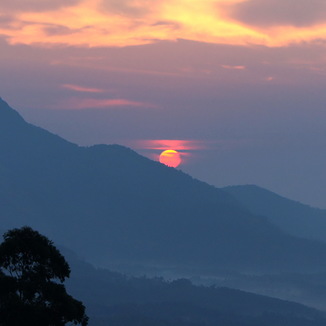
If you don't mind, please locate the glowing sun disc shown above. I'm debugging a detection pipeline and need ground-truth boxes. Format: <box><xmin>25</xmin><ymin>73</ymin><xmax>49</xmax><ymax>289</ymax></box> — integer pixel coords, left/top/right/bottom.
<box><xmin>159</xmin><ymin>150</ymin><xmax>182</xmax><ymax>168</ymax></box>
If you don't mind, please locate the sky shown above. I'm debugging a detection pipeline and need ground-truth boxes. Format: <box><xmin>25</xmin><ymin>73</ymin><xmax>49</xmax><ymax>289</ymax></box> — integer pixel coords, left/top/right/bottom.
<box><xmin>1</xmin><ymin>0</ymin><xmax>326</xmax><ymax>208</ymax></box>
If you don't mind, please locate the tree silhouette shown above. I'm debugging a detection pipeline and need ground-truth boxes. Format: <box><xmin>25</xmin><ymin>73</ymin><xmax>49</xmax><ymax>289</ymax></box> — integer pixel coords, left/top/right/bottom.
<box><xmin>0</xmin><ymin>226</ymin><xmax>88</xmax><ymax>326</ymax></box>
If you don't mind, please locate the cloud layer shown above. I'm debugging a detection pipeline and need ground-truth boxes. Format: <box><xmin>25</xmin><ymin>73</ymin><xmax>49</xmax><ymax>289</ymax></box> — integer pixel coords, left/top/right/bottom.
<box><xmin>230</xmin><ymin>0</ymin><xmax>326</xmax><ymax>27</ymax></box>
<box><xmin>55</xmin><ymin>97</ymin><xmax>157</xmax><ymax>110</ymax></box>
<box><xmin>100</xmin><ymin>0</ymin><xmax>156</xmax><ymax>17</ymax></box>
<box><xmin>1</xmin><ymin>0</ymin><xmax>326</xmax><ymax>47</ymax></box>
<box><xmin>0</xmin><ymin>0</ymin><xmax>80</xmax><ymax>12</ymax></box>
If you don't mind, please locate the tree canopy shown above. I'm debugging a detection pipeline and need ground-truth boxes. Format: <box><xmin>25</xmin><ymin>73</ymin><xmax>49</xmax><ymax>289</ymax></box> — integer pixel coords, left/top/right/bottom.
<box><xmin>0</xmin><ymin>226</ymin><xmax>88</xmax><ymax>326</ymax></box>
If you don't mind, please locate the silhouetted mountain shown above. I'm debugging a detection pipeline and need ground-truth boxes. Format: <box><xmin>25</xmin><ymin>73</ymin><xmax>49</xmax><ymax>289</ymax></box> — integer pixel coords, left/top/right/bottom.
<box><xmin>61</xmin><ymin>249</ymin><xmax>326</xmax><ymax>326</ymax></box>
<box><xmin>223</xmin><ymin>185</ymin><xmax>326</xmax><ymax>242</ymax></box>
<box><xmin>2</xmin><ymin>98</ymin><xmax>326</xmax><ymax>273</ymax></box>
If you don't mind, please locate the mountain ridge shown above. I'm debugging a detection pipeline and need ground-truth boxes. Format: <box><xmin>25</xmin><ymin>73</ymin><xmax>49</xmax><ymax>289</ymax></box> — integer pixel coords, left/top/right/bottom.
<box><xmin>224</xmin><ymin>184</ymin><xmax>326</xmax><ymax>242</ymax></box>
<box><xmin>62</xmin><ymin>248</ymin><xmax>326</xmax><ymax>326</ymax></box>
<box><xmin>1</xmin><ymin>98</ymin><xmax>326</xmax><ymax>274</ymax></box>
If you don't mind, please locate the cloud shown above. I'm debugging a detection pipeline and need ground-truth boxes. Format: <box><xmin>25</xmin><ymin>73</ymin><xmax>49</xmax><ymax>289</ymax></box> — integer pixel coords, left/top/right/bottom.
<box><xmin>100</xmin><ymin>0</ymin><xmax>155</xmax><ymax>17</ymax></box>
<box><xmin>129</xmin><ymin>139</ymin><xmax>209</xmax><ymax>151</ymax></box>
<box><xmin>1</xmin><ymin>0</ymin><xmax>326</xmax><ymax>48</ymax></box>
<box><xmin>221</xmin><ymin>65</ymin><xmax>246</xmax><ymax>70</ymax></box>
<box><xmin>0</xmin><ymin>0</ymin><xmax>80</xmax><ymax>13</ymax></box>
<box><xmin>43</xmin><ymin>25</ymin><xmax>80</xmax><ymax>36</ymax></box>
<box><xmin>62</xmin><ymin>84</ymin><xmax>105</xmax><ymax>93</ymax></box>
<box><xmin>0</xmin><ymin>15</ymin><xmax>14</xmax><ymax>25</ymax></box>
<box><xmin>230</xmin><ymin>0</ymin><xmax>326</xmax><ymax>27</ymax></box>
<box><xmin>55</xmin><ymin>97</ymin><xmax>157</xmax><ymax>110</ymax></box>
<box><xmin>118</xmin><ymin>139</ymin><xmax>246</xmax><ymax>164</ymax></box>
<box><xmin>123</xmin><ymin>139</ymin><xmax>209</xmax><ymax>163</ymax></box>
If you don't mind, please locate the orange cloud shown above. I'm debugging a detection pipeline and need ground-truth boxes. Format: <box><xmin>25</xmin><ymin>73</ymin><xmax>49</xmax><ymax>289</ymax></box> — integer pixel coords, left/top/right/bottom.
<box><xmin>1</xmin><ymin>0</ymin><xmax>326</xmax><ymax>48</ymax></box>
<box><xmin>123</xmin><ymin>139</ymin><xmax>208</xmax><ymax>164</ymax></box>
<box><xmin>221</xmin><ymin>65</ymin><xmax>246</xmax><ymax>70</ymax></box>
<box><xmin>127</xmin><ymin>139</ymin><xmax>208</xmax><ymax>151</ymax></box>
<box><xmin>115</xmin><ymin>138</ymin><xmax>252</xmax><ymax>165</ymax></box>
<box><xmin>62</xmin><ymin>84</ymin><xmax>105</xmax><ymax>93</ymax></box>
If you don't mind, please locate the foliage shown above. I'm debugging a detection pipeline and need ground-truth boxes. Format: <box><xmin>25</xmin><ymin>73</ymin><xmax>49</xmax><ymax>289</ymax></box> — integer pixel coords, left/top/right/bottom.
<box><xmin>0</xmin><ymin>226</ymin><xmax>88</xmax><ymax>326</ymax></box>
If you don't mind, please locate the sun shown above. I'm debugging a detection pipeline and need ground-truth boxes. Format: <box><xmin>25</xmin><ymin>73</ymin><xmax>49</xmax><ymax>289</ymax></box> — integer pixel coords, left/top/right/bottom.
<box><xmin>159</xmin><ymin>150</ymin><xmax>182</xmax><ymax>168</ymax></box>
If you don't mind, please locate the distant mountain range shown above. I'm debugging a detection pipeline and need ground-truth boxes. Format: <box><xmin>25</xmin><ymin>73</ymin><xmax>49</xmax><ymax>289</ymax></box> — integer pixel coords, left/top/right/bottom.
<box><xmin>224</xmin><ymin>185</ymin><xmax>326</xmax><ymax>242</ymax></box>
<box><xmin>1</xmin><ymin>97</ymin><xmax>326</xmax><ymax>275</ymax></box>
<box><xmin>61</xmin><ymin>248</ymin><xmax>326</xmax><ymax>326</ymax></box>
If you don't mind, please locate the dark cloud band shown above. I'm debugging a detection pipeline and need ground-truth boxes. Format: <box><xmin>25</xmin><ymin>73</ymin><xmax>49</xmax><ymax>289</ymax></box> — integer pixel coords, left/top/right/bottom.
<box><xmin>100</xmin><ymin>0</ymin><xmax>156</xmax><ymax>17</ymax></box>
<box><xmin>230</xmin><ymin>0</ymin><xmax>326</xmax><ymax>27</ymax></box>
<box><xmin>0</xmin><ymin>0</ymin><xmax>80</xmax><ymax>13</ymax></box>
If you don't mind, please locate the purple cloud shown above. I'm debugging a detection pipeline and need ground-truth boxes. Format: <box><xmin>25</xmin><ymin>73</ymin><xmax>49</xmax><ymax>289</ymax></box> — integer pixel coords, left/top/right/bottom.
<box><xmin>230</xmin><ymin>0</ymin><xmax>326</xmax><ymax>27</ymax></box>
<box><xmin>0</xmin><ymin>0</ymin><xmax>80</xmax><ymax>13</ymax></box>
<box><xmin>100</xmin><ymin>0</ymin><xmax>156</xmax><ymax>17</ymax></box>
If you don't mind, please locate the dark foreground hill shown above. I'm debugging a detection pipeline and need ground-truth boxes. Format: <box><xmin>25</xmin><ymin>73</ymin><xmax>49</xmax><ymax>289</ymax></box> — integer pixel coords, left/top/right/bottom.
<box><xmin>224</xmin><ymin>185</ymin><xmax>326</xmax><ymax>242</ymax></box>
<box><xmin>61</xmin><ymin>249</ymin><xmax>326</xmax><ymax>326</ymax></box>
<box><xmin>1</xmin><ymin>97</ymin><xmax>326</xmax><ymax>273</ymax></box>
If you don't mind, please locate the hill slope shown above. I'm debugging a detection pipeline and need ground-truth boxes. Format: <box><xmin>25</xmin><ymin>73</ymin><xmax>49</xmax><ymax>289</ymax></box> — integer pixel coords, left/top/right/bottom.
<box><xmin>224</xmin><ymin>185</ymin><xmax>326</xmax><ymax>242</ymax></box>
<box><xmin>62</xmin><ymin>249</ymin><xmax>326</xmax><ymax>326</ymax></box>
<box><xmin>1</xmin><ymin>98</ymin><xmax>326</xmax><ymax>273</ymax></box>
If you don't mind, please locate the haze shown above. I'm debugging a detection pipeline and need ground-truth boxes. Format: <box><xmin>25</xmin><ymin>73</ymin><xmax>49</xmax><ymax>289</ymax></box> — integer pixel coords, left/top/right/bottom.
<box><xmin>1</xmin><ymin>0</ymin><xmax>326</xmax><ymax>208</ymax></box>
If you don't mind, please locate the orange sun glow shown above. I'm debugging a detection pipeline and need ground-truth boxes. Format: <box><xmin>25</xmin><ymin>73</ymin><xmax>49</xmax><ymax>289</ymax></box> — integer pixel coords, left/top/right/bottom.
<box><xmin>159</xmin><ymin>150</ymin><xmax>182</xmax><ymax>168</ymax></box>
